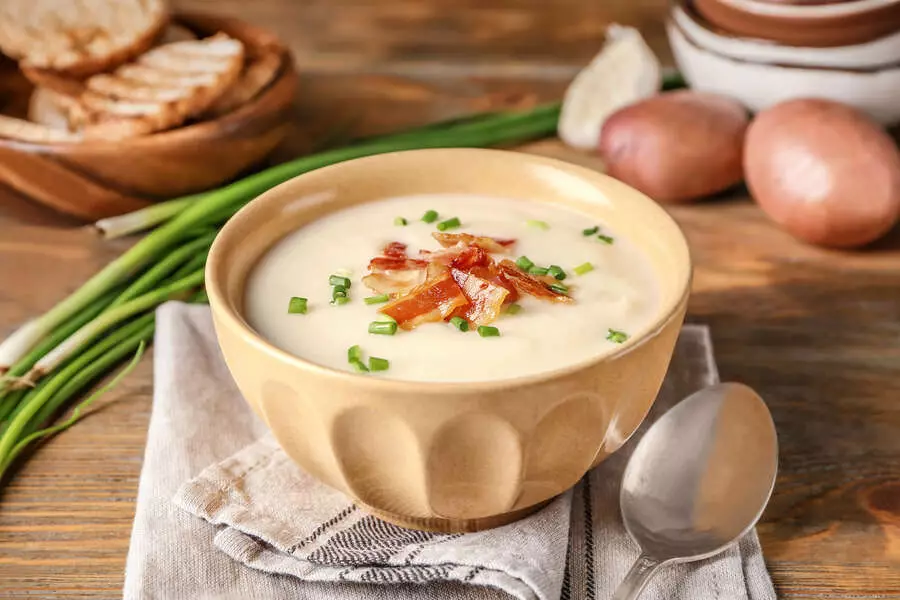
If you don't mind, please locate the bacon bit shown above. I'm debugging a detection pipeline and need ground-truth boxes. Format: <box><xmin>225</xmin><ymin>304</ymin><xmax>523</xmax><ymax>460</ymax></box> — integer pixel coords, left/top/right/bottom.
<box><xmin>382</xmin><ymin>241</ymin><xmax>408</xmax><ymax>258</ymax></box>
<box><xmin>433</xmin><ymin>233</ymin><xmax>516</xmax><ymax>254</ymax></box>
<box><xmin>379</xmin><ymin>272</ymin><xmax>469</xmax><ymax>330</ymax></box>
<box><xmin>369</xmin><ymin>256</ymin><xmax>428</xmax><ymax>271</ymax></box>
<box><xmin>364</xmin><ymin>241</ymin><xmax>429</xmax><ymax>295</ymax></box>
<box><xmin>469</xmin><ymin>264</ymin><xmax>518</xmax><ymax>303</ymax></box>
<box><xmin>362</xmin><ymin>270</ymin><xmax>427</xmax><ymax>296</ymax></box>
<box><xmin>450</xmin><ymin>245</ymin><xmax>490</xmax><ymax>271</ymax></box>
<box><xmin>498</xmin><ymin>260</ymin><xmax>573</xmax><ymax>303</ymax></box>
<box><xmin>450</xmin><ymin>268</ymin><xmax>510</xmax><ymax>326</ymax></box>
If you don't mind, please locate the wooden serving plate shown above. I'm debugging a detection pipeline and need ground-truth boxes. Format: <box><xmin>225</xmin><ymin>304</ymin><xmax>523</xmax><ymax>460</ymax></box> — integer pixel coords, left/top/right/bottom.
<box><xmin>0</xmin><ymin>12</ymin><xmax>298</xmax><ymax>221</ymax></box>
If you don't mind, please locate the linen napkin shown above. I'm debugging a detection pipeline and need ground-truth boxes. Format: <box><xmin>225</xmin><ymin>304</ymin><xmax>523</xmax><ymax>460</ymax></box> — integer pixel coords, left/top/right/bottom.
<box><xmin>124</xmin><ymin>302</ymin><xmax>776</xmax><ymax>600</ymax></box>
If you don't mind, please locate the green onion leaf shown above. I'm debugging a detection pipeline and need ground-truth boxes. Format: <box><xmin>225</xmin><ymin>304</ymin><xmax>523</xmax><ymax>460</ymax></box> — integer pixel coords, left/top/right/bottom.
<box><xmin>364</xmin><ymin>294</ymin><xmax>390</xmax><ymax>305</ymax></box>
<box><xmin>597</xmin><ymin>234</ymin><xmax>614</xmax><ymax>244</ymax></box>
<box><xmin>394</xmin><ymin>217</ymin><xmax>408</xmax><ymax>226</ymax></box>
<box><xmin>369</xmin><ymin>357</ymin><xmax>390</xmax><ymax>372</ymax></box>
<box><xmin>477</xmin><ymin>325</ymin><xmax>500</xmax><ymax>337</ymax></box>
<box><xmin>582</xmin><ymin>226</ymin><xmax>599</xmax><ymax>236</ymax></box>
<box><xmin>505</xmin><ymin>303</ymin><xmax>522</xmax><ymax>315</ymax></box>
<box><xmin>331</xmin><ymin>296</ymin><xmax>351</xmax><ymax>306</ymax></box>
<box><xmin>287</xmin><ymin>297</ymin><xmax>308</xmax><ymax>314</ymax></box>
<box><xmin>548</xmin><ymin>282</ymin><xmax>569</xmax><ymax>295</ymax></box>
<box><xmin>573</xmin><ymin>262</ymin><xmax>594</xmax><ymax>276</ymax></box>
<box><xmin>436</xmin><ymin>217</ymin><xmax>461</xmax><ymax>231</ymax></box>
<box><xmin>422</xmin><ymin>210</ymin><xmax>439</xmax><ymax>223</ymax></box>
<box><xmin>547</xmin><ymin>265</ymin><xmax>566</xmax><ymax>281</ymax></box>
<box><xmin>332</xmin><ymin>286</ymin><xmax>348</xmax><ymax>301</ymax></box>
<box><xmin>449</xmin><ymin>316</ymin><xmax>469</xmax><ymax>332</ymax></box>
<box><xmin>347</xmin><ymin>345</ymin><xmax>363</xmax><ymax>362</ymax></box>
<box><xmin>528</xmin><ymin>266</ymin><xmax>549</xmax><ymax>276</ymax></box>
<box><xmin>350</xmin><ymin>358</ymin><xmax>370</xmax><ymax>373</ymax></box>
<box><xmin>515</xmin><ymin>256</ymin><xmax>534</xmax><ymax>271</ymax></box>
<box><xmin>527</xmin><ymin>219</ymin><xmax>550</xmax><ymax>230</ymax></box>
<box><xmin>329</xmin><ymin>274</ymin><xmax>351</xmax><ymax>288</ymax></box>
<box><xmin>607</xmin><ymin>329</ymin><xmax>629</xmax><ymax>344</ymax></box>
<box><xmin>368</xmin><ymin>321</ymin><xmax>398</xmax><ymax>335</ymax></box>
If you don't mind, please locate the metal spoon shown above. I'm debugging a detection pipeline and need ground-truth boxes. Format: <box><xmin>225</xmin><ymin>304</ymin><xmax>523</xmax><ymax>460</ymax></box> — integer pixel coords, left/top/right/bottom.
<box><xmin>611</xmin><ymin>382</ymin><xmax>778</xmax><ymax>600</ymax></box>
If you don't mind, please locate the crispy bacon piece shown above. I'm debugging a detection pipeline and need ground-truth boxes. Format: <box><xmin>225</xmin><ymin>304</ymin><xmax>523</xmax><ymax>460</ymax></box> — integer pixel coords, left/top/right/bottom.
<box><xmin>498</xmin><ymin>260</ymin><xmax>573</xmax><ymax>303</ymax></box>
<box><xmin>469</xmin><ymin>264</ymin><xmax>518</xmax><ymax>303</ymax></box>
<box><xmin>449</xmin><ymin>245</ymin><xmax>490</xmax><ymax>271</ymax></box>
<box><xmin>450</xmin><ymin>268</ymin><xmax>510</xmax><ymax>326</ymax></box>
<box><xmin>363</xmin><ymin>241</ymin><xmax>429</xmax><ymax>295</ymax></box>
<box><xmin>382</xmin><ymin>241</ymin><xmax>408</xmax><ymax>258</ymax></box>
<box><xmin>379</xmin><ymin>272</ymin><xmax>469</xmax><ymax>330</ymax></box>
<box><xmin>433</xmin><ymin>233</ymin><xmax>515</xmax><ymax>254</ymax></box>
<box><xmin>362</xmin><ymin>270</ymin><xmax>427</xmax><ymax>296</ymax></box>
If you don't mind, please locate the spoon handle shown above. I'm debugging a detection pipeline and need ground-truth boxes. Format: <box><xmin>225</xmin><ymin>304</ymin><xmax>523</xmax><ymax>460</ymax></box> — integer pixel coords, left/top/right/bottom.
<box><xmin>611</xmin><ymin>553</ymin><xmax>664</xmax><ymax>600</ymax></box>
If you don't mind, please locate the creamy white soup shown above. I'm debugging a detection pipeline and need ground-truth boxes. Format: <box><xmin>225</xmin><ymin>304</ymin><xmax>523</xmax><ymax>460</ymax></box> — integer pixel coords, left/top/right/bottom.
<box><xmin>244</xmin><ymin>194</ymin><xmax>660</xmax><ymax>382</ymax></box>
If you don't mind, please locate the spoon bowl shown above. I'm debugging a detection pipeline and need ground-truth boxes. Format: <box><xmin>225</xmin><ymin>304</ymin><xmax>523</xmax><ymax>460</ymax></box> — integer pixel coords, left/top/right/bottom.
<box><xmin>613</xmin><ymin>382</ymin><xmax>778</xmax><ymax>599</ymax></box>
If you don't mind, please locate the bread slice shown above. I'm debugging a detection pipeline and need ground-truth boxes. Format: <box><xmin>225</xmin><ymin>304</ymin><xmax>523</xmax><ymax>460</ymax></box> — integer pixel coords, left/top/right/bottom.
<box><xmin>1</xmin><ymin>0</ymin><xmax>168</xmax><ymax>79</ymax></box>
<box><xmin>70</xmin><ymin>33</ymin><xmax>244</xmax><ymax>140</ymax></box>
<box><xmin>0</xmin><ymin>114</ymin><xmax>80</xmax><ymax>143</ymax></box>
<box><xmin>206</xmin><ymin>51</ymin><xmax>282</xmax><ymax>117</ymax></box>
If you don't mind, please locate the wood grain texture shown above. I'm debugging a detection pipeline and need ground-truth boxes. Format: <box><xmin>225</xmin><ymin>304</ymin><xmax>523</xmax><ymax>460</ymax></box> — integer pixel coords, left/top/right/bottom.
<box><xmin>0</xmin><ymin>12</ymin><xmax>298</xmax><ymax>221</ymax></box>
<box><xmin>1</xmin><ymin>0</ymin><xmax>900</xmax><ymax>597</ymax></box>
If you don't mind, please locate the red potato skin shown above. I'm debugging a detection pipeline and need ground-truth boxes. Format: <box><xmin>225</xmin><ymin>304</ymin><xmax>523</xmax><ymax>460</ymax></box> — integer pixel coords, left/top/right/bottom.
<box><xmin>598</xmin><ymin>90</ymin><xmax>749</xmax><ymax>204</ymax></box>
<box><xmin>744</xmin><ymin>99</ymin><xmax>900</xmax><ymax>249</ymax></box>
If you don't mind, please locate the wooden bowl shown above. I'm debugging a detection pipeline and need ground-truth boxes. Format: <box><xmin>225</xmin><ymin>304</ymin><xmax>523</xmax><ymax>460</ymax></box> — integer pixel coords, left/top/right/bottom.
<box><xmin>206</xmin><ymin>149</ymin><xmax>691</xmax><ymax>532</ymax></box>
<box><xmin>0</xmin><ymin>12</ymin><xmax>298</xmax><ymax>221</ymax></box>
<box><xmin>694</xmin><ymin>0</ymin><xmax>900</xmax><ymax>47</ymax></box>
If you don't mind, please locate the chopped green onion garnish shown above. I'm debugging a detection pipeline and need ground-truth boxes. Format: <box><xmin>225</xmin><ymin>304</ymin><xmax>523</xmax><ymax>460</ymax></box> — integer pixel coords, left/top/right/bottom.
<box><xmin>332</xmin><ymin>285</ymin><xmax>348</xmax><ymax>300</ymax></box>
<box><xmin>348</xmin><ymin>345</ymin><xmax>363</xmax><ymax>362</ymax></box>
<box><xmin>369</xmin><ymin>357</ymin><xmax>390</xmax><ymax>372</ymax></box>
<box><xmin>597</xmin><ymin>234</ymin><xmax>614</xmax><ymax>244</ymax></box>
<box><xmin>549</xmin><ymin>282</ymin><xmax>569</xmax><ymax>295</ymax></box>
<box><xmin>329</xmin><ymin>275</ymin><xmax>351</xmax><ymax>288</ymax></box>
<box><xmin>394</xmin><ymin>217</ymin><xmax>408</xmax><ymax>226</ymax></box>
<box><xmin>527</xmin><ymin>219</ymin><xmax>550</xmax><ymax>230</ymax></box>
<box><xmin>449</xmin><ymin>316</ymin><xmax>469</xmax><ymax>332</ymax></box>
<box><xmin>573</xmin><ymin>262</ymin><xmax>594</xmax><ymax>276</ymax></box>
<box><xmin>376</xmin><ymin>313</ymin><xmax>397</xmax><ymax>323</ymax></box>
<box><xmin>350</xmin><ymin>358</ymin><xmax>369</xmax><ymax>373</ymax></box>
<box><xmin>529</xmin><ymin>266</ymin><xmax>549</xmax><ymax>276</ymax></box>
<box><xmin>477</xmin><ymin>325</ymin><xmax>500</xmax><ymax>338</ymax></box>
<box><xmin>582</xmin><ymin>226</ymin><xmax>599</xmax><ymax>236</ymax></box>
<box><xmin>515</xmin><ymin>256</ymin><xmax>534</xmax><ymax>271</ymax></box>
<box><xmin>368</xmin><ymin>321</ymin><xmax>398</xmax><ymax>335</ymax></box>
<box><xmin>287</xmin><ymin>297</ymin><xmax>308</xmax><ymax>314</ymax></box>
<box><xmin>548</xmin><ymin>265</ymin><xmax>566</xmax><ymax>281</ymax></box>
<box><xmin>436</xmin><ymin>217</ymin><xmax>461</xmax><ymax>231</ymax></box>
<box><xmin>364</xmin><ymin>294</ymin><xmax>390</xmax><ymax>305</ymax></box>
<box><xmin>505</xmin><ymin>303</ymin><xmax>522</xmax><ymax>315</ymax></box>
<box><xmin>331</xmin><ymin>296</ymin><xmax>351</xmax><ymax>306</ymax></box>
<box><xmin>422</xmin><ymin>210</ymin><xmax>439</xmax><ymax>223</ymax></box>
<box><xmin>607</xmin><ymin>329</ymin><xmax>629</xmax><ymax>344</ymax></box>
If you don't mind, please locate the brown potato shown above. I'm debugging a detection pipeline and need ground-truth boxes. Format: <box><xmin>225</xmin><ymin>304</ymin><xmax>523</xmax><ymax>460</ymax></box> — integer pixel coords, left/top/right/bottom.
<box><xmin>745</xmin><ymin>99</ymin><xmax>900</xmax><ymax>249</ymax></box>
<box><xmin>598</xmin><ymin>90</ymin><xmax>749</xmax><ymax>204</ymax></box>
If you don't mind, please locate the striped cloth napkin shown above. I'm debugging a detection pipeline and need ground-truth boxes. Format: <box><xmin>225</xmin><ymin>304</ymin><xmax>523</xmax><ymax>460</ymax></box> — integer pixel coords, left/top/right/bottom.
<box><xmin>123</xmin><ymin>302</ymin><xmax>775</xmax><ymax>600</ymax></box>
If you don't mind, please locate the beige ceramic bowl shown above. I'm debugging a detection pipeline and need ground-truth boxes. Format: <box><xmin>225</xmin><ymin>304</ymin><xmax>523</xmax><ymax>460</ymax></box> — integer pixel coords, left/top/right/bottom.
<box><xmin>205</xmin><ymin>149</ymin><xmax>692</xmax><ymax>532</ymax></box>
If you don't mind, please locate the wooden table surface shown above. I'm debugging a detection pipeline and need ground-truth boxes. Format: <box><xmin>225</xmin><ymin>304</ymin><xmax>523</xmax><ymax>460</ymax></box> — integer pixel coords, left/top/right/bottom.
<box><xmin>2</xmin><ymin>0</ymin><xmax>899</xmax><ymax>597</ymax></box>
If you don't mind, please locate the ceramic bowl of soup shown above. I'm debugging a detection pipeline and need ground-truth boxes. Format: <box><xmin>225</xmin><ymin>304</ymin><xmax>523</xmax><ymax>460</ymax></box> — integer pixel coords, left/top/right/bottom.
<box><xmin>205</xmin><ymin>148</ymin><xmax>691</xmax><ymax>532</ymax></box>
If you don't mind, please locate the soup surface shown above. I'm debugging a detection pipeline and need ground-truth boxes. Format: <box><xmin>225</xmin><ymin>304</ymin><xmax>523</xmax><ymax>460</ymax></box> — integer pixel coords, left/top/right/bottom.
<box><xmin>245</xmin><ymin>193</ymin><xmax>660</xmax><ymax>382</ymax></box>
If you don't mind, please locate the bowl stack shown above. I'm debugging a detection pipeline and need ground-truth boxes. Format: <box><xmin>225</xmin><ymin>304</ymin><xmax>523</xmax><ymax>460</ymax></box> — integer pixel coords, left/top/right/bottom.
<box><xmin>668</xmin><ymin>0</ymin><xmax>900</xmax><ymax>124</ymax></box>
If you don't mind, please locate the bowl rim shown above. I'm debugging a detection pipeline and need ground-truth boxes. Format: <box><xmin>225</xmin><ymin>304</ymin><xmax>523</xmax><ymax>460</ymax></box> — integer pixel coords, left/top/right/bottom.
<box><xmin>668</xmin><ymin>14</ymin><xmax>900</xmax><ymax>74</ymax></box>
<box><xmin>713</xmin><ymin>0</ymin><xmax>899</xmax><ymax>17</ymax></box>
<box><xmin>0</xmin><ymin>10</ymin><xmax>294</xmax><ymax>154</ymax></box>
<box><xmin>206</xmin><ymin>148</ymin><xmax>693</xmax><ymax>392</ymax></box>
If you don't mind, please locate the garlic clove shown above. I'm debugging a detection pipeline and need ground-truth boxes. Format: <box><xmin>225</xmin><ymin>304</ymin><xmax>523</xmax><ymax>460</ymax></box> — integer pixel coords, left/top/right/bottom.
<box><xmin>558</xmin><ymin>24</ymin><xmax>661</xmax><ymax>151</ymax></box>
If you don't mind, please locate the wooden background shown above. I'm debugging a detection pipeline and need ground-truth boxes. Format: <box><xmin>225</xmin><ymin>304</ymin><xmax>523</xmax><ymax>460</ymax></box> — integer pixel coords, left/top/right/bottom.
<box><xmin>1</xmin><ymin>0</ymin><xmax>899</xmax><ymax>597</ymax></box>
